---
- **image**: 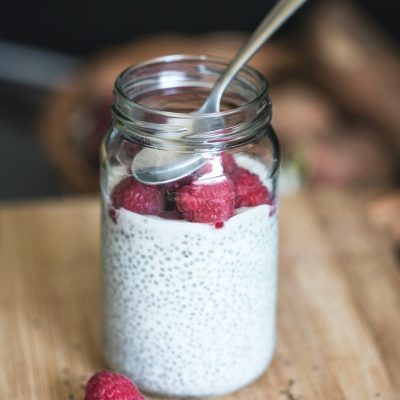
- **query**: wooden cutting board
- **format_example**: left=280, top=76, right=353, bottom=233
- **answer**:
left=1, top=190, right=399, bottom=400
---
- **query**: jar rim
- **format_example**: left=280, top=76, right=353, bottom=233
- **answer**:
left=114, top=54, right=269, bottom=120
left=110, top=53, right=278, bottom=173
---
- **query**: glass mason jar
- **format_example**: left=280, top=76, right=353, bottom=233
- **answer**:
left=101, top=55, right=280, bottom=398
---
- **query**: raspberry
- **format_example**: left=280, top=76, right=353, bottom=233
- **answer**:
left=232, top=167, right=272, bottom=207
left=110, top=177, right=164, bottom=218
left=221, top=152, right=238, bottom=174
left=85, top=371, right=144, bottom=400
left=176, top=178, right=235, bottom=224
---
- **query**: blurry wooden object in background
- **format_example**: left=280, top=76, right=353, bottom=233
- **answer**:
left=301, top=124, right=398, bottom=187
left=272, top=0, right=400, bottom=189
left=270, top=81, right=338, bottom=148
left=270, top=80, right=398, bottom=188
left=304, top=0, right=400, bottom=157
left=368, top=191, right=400, bottom=255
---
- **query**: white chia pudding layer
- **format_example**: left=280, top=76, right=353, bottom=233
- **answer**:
left=102, top=201, right=278, bottom=397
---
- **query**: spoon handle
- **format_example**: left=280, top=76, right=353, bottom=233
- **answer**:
left=201, top=0, right=307, bottom=112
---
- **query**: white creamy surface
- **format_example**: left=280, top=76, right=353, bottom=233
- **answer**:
left=102, top=204, right=278, bottom=397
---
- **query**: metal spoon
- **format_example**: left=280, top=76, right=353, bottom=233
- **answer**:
left=132, top=0, right=307, bottom=184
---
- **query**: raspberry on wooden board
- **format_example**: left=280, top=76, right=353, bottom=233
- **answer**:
left=85, top=371, right=144, bottom=400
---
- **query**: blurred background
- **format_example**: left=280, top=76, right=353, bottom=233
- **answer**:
left=0, top=0, right=399, bottom=243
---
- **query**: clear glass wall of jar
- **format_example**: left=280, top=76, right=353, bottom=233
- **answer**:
left=101, top=55, right=280, bottom=398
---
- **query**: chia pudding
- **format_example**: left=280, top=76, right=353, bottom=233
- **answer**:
left=101, top=155, right=279, bottom=397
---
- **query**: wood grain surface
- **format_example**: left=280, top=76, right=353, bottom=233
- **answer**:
left=1, top=191, right=399, bottom=400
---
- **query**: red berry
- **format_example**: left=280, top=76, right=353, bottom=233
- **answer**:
left=232, top=167, right=272, bottom=207
left=221, top=152, right=238, bottom=174
left=110, top=177, right=164, bottom=217
left=85, top=370, right=144, bottom=400
left=176, top=178, right=235, bottom=224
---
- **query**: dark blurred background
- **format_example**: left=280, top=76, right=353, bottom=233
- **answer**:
left=1, top=0, right=399, bottom=54
left=0, top=0, right=399, bottom=220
